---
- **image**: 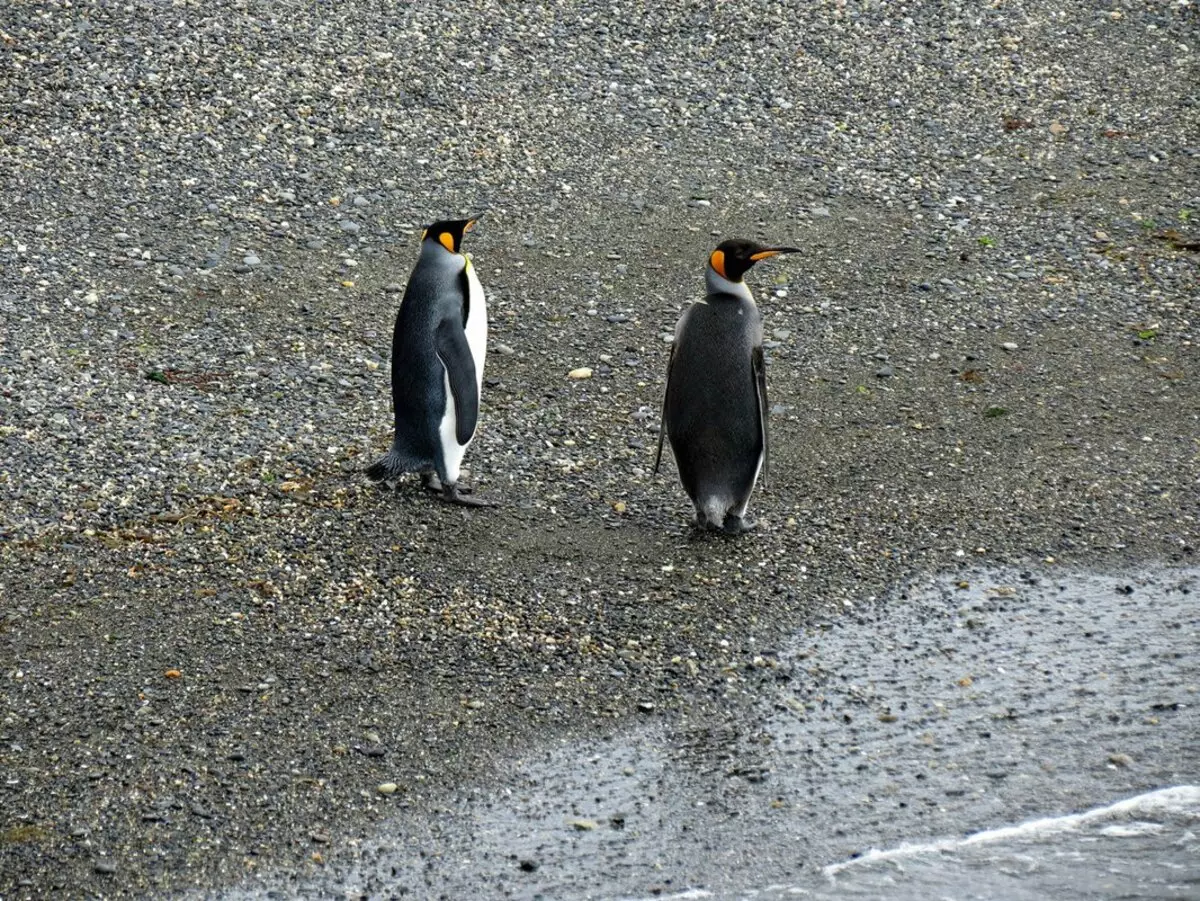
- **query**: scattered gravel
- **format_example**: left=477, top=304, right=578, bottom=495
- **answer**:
left=1, top=1, right=1197, bottom=897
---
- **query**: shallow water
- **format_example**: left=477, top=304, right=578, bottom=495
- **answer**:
left=218, top=565, right=1200, bottom=900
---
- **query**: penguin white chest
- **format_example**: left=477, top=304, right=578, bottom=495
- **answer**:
left=463, top=257, right=488, bottom=389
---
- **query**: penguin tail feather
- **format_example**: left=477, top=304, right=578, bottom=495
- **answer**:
left=365, top=446, right=419, bottom=482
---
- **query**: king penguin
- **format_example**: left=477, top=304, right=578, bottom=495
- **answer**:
left=367, top=217, right=490, bottom=506
left=655, top=238, right=798, bottom=533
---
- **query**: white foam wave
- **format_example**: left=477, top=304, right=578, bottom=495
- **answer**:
left=824, top=784, right=1200, bottom=879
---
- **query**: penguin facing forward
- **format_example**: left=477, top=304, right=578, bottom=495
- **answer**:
left=655, top=239, right=798, bottom=533
left=367, top=217, right=490, bottom=506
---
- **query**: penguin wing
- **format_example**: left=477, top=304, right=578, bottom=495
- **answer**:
left=753, top=344, right=769, bottom=487
left=435, top=319, right=480, bottom=445
left=653, top=342, right=675, bottom=474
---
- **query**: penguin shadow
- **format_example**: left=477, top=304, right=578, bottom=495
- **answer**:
left=364, top=472, right=493, bottom=511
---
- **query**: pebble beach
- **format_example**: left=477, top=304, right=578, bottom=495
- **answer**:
left=1, top=1, right=1197, bottom=896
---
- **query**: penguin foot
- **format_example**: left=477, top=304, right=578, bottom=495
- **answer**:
left=722, top=514, right=756, bottom=535
left=421, top=472, right=444, bottom=494
left=439, top=482, right=493, bottom=508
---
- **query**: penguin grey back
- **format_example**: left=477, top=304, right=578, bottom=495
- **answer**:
left=389, top=241, right=476, bottom=458
left=661, top=291, right=765, bottom=517
left=367, top=216, right=488, bottom=501
left=656, top=238, right=797, bottom=533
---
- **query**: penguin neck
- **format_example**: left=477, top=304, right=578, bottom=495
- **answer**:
left=420, top=240, right=465, bottom=269
left=705, top=266, right=753, bottom=301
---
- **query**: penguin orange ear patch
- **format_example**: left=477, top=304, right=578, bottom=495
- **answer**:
left=710, top=249, right=727, bottom=279
left=438, top=232, right=456, bottom=253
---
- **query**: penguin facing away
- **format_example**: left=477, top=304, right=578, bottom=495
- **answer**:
left=655, top=239, right=798, bottom=533
left=367, top=217, right=490, bottom=506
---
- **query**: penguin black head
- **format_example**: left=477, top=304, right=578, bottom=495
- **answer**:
left=422, top=217, right=480, bottom=254
left=708, top=239, right=800, bottom=283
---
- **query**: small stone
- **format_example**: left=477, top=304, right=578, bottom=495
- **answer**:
left=94, top=861, right=116, bottom=875
left=377, top=782, right=400, bottom=795
left=339, top=220, right=361, bottom=234
left=383, top=283, right=404, bottom=293
left=875, top=366, right=894, bottom=378
left=518, top=858, right=539, bottom=872
left=568, top=818, right=598, bottom=831
left=1107, top=753, right=1134, bottom=768
left=810, top=206, right=831, bottom=217
left=494, top=344, right=515, bottom=355
left=568, top=367, right=593, bottom=379
left=1000, top=342, right=1019, bottom=352
left=353, top=196, right=370, bottom=207
left=244, top=254, right=260, bottom=266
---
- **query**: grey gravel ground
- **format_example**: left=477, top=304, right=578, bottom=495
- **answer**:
left=1, top=0, right=1198, bottom=897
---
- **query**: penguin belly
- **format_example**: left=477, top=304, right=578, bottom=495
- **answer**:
left=463, top=257, right=488, bottom=397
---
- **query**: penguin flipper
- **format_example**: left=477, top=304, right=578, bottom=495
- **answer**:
left=654, top=343, right=676, bottom=474
left=753, top=344, right=769, bottom=487
left=435, top=319, right=480, bottom=445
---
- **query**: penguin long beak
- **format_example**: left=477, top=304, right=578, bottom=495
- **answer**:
left=750, top=246, right=800, bottom=261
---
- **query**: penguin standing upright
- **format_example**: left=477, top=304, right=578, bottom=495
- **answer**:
left=655, top=239, right=798, bottom=533
left=367, top=217, right=490, bottom=506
